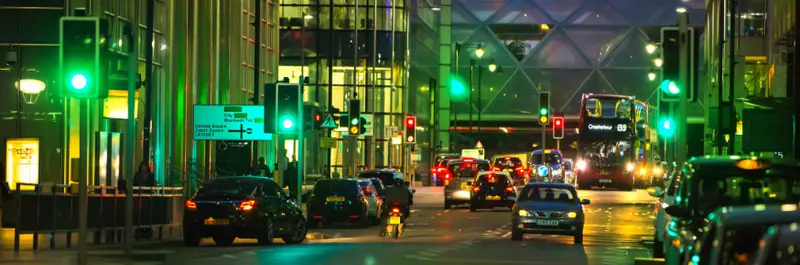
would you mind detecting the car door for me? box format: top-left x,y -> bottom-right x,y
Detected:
261,181 -> 293,231
359,182 -> 378,217
656,169 -> 682,241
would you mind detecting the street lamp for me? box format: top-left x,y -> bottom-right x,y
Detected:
488,62 -> 497,73
675,7 -> 687,14
648,70 -> 657,81
474,45 -> 484,58
303,14 -> 314,20
654,57 -> 663,67
646,43 -> 657,54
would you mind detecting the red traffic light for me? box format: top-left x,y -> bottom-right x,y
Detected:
406,116 -> 416,126
314,114 -> 321,122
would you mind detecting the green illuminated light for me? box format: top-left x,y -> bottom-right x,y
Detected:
70,74 -> 88,90
659,118 -> 675,137
539,108 -> 548,115
282,118 -> 294,129
351,118 -> 359,125
660,80 -> 681,95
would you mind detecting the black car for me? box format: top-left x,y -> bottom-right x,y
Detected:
469,171 -> 517,211
493,156 -> 527,186
307,179 -> 372,228
183,177 -> 308,246
358,169 -> 402,188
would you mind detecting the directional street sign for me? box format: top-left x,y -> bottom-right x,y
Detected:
321,114 -> 337,128
193,105 -> 273,141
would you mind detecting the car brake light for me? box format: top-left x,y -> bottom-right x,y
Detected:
463,158 -> 474,163
185,200 -> 197,210
492,166 -> 500,171
392,207 -> 400,213
473,187 -> 480,192
506,186 -> 514,193
445,173 -> 451,180
239,200 -> 256,211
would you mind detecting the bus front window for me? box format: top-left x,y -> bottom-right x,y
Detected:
585,98 -> 632,119
583,141 -> 632,166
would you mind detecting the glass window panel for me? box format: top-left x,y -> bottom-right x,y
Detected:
489,0 -> 554,25
459,27 -> 517,67
600,69 -> 658,101
608,0 -> 668,25
332,6 -> 355,29
458,0 -> 505,22
452,1 -> 478,25
483,70 -> 538,115
532,0 -> 585,23
372,7 -> 393,30
319,7 -> 332,29
490,24 -> 555,62
452,25 -> 479,44
279,29 -> 317,58
393,7 -> 406,31
282,0 -> 319,4
524,29 -> 590,68
602,29 -> 655,68
556,70 -> 616,114
522,68 -> 594,115
565,1 -> 629,26
564,27 -> 629,66
453,65 -> 515,113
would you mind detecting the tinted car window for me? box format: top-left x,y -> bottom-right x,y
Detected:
476,174 -> 512,186
449,161 -> 490,179
696,175 -> 800,215
260,181 -> 285,197
358,171 -> 397,186
532,153 -> 562,164
494,158 -> 523,168
197,178 -> 261,196
719,226 -> 770,265
519,186 -> 577,202
313,180 -> 360,196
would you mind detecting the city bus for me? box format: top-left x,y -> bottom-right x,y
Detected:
575,94 -> 637,190
632,100 -> 663,187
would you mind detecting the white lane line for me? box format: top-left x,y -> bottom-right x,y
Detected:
405,254 -> 433,261
416,258 -> 568,264
444,209 -> 450,213
501,232 -> 512,238
222,254 -> 237,259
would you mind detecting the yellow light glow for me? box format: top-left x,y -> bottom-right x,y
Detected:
540,24 -> 550,31
14,79 -> 46,94
781,204 -> 797,212
654,58 -> 664,67
736,159 -> 762,170
567,212 -> 577,218
103,90 -> 140,119
6,139 -> 40,191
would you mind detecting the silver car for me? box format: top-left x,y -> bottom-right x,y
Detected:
511,182 -> 590,244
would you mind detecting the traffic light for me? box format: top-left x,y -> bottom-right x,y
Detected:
313,112 -> 322,130
60,17 -> 106,99
553,116 -> 564,139
405,116 -> 416,143
659,117 -> 676,137
660,27 -> 696,102
448,74 -> 468,101
348,99 -> 361,135
304,105 -> 321,131
538,91 -> 550,125
276,83 -> 302,134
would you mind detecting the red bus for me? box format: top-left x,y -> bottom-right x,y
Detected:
575,94 -> 637,190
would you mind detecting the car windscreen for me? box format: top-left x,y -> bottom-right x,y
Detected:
313,180 -> 360,196
449,161 -> 490,179
519,186 -> 577,202
695,173 -> 800,215
532,153 -> 562,164
476,174 -> 511,187
196,178 -> 261,196
494,158 -> 523,168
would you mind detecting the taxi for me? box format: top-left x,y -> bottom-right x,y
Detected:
655,156 -> 800,265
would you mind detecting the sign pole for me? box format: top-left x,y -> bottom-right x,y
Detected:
124,26 -> 137,256
557,139 -> 560,151
77,98 -> 89,265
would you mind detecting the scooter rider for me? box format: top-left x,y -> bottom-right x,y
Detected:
379,181 -> 413,237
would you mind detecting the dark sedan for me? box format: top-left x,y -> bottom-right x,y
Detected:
511,182 -> 590,244
469,171 -> 517,211
183,176 -> 308,246
307,179 -> 372,228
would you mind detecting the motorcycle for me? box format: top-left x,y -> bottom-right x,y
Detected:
386,203 -> 405,239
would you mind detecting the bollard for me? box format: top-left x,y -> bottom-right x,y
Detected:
50,185 -> 57,249
33,185 -> 40,250
13,183 -> 21,251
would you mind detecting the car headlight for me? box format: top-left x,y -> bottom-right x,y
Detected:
653,167 -> 663,175
567,212 -> 578,218
518,210 -> 533,217
626,163 -> 635,172
576,160 -> 586,170
553,168 -> 563,175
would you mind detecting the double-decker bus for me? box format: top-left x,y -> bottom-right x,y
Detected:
575,94 -> 637,190
632,100 -> 663,187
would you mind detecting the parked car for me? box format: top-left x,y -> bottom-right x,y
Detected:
183,176 -> 307,246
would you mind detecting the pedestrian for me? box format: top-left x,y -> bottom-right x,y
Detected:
0,162 -> 10,207
284,161 -> 298,198
254,157 -> 271,177
132,161 -> 154,240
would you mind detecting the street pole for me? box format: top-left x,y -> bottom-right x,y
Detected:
477,66 -> 482,133
77,99 -> 89,265
676,11 -> 689,165
468,60 -> 474,133
253,0 -> 261,160
142,0 -> 155,166
124,25 -> 137,256
452,44 -> 460,152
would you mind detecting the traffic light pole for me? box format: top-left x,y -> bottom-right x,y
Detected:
77,99 -> 89,265
676,12 -> 689,165
142,0 -> 155,167
124,25 -> 137,256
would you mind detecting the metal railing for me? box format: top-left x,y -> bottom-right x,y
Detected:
10,182 -> 183,251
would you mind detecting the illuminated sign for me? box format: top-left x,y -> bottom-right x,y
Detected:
6,138 -> 39,190
587,123 -> 628,132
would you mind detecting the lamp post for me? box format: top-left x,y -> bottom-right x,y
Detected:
477,60 -> 497,133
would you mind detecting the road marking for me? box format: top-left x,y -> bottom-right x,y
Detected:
412,258 -> 569,264
222,254 -> 237,259
444,209 -> 450,212
502,232 -> 512,238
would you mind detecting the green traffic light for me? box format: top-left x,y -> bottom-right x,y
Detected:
282,118 -> 294,129
448,74 -> 467,99
70,74 -> 88,90
659,117 -> 675,137
539,108 -> 548,116
660,80 -> 680,95
351,118 -> 359,125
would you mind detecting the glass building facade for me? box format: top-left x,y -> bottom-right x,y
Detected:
279,0 -> 434,176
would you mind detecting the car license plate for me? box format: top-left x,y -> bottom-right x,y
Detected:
460,183 -> 469,190
599,179 -> 612,183
486,195 -> 501,200
537,220 -> 559,226
503,169 -> 513,172
600,170 -> 607,175
389,216 -> 401,225
204,218 -> 229,225
326,196 -> 345,202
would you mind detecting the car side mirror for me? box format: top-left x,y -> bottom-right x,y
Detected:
580,199 -> 591,205
665,205 -> 689,218
647,186 -> 664,198
466,181 -> 473,186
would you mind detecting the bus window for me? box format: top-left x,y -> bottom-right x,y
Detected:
586,98 -> 601,117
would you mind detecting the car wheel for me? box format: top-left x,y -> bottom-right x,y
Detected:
183,231 -> 201,247
213,235 -> 235,246
282,218 -> 308,244
257,218 -> 274,245
573,228 -> 584,244
511,228 -> 523,241
652,231 -> 665,258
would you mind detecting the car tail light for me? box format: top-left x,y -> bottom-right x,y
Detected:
473,187 -> 480,192
349,215 -> 360,219
185,200 -> 197,210
392,207 -> 400,213
239,200 -> 257,211
463,158 -> 474,163
515,166 -> 523,172
312,215 -> 323,219
506,186 -> 514,193
492,166 -> 500,171
445,173 -> 451,180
